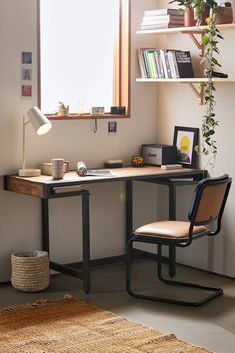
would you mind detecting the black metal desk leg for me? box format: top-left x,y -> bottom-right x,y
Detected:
125,180 -> 133,245
169,184 -> 176,277
42,199 -> 50,253
82,191 -> 91,294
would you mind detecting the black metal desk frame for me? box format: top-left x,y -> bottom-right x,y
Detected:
4,168 -> 206,293
41,188 -> 91,293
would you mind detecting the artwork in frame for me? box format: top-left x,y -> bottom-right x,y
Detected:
173,126 -> 199,168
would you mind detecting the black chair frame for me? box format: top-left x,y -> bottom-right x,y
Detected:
126,175 -> 232,306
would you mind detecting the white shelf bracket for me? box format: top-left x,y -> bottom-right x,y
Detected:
187,82 -> 204,105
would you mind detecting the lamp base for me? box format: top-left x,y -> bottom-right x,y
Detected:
18,168 -> 41,177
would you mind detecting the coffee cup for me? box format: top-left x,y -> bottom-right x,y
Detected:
51,158 -> 65,179
42,161 -> 69,176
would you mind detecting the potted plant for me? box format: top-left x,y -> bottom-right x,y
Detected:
170,0 -> 218,25
193,0 -> 217,24
214,2 -> 233,24
58,101 -> 69,116
170,0 -> 230,163
169,0 -> 197,26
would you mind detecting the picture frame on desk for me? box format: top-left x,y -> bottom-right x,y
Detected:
173,126 -> 199,168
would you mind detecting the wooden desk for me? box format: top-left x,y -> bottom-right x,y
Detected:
4,166 -> 206,293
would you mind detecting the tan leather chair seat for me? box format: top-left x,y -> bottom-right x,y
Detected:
135,221 -> 207,239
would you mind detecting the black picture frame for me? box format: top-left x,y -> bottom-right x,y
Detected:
173,126 -> 199,168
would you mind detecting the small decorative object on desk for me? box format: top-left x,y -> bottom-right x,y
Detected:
104,159 -> 123,168
131,155 -> 144,167
11,251 -> 49,292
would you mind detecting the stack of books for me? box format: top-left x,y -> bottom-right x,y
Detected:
137,48 -> 194,79
140,8 -> 184,30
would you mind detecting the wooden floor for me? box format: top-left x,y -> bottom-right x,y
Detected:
0,260 -> 235,353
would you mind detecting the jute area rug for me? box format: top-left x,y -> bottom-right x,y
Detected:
0,296 -> 214,353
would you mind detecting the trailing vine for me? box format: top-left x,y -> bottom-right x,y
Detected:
200,9 -> 224,160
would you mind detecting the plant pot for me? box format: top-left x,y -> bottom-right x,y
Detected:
184,8 -> 197,27
215,7 -> 233,24
58,106 -> 69,116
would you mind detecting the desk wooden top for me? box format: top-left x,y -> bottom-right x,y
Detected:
4,166 -> 206,199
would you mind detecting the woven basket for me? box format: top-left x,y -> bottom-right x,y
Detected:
11,251 -> 49,292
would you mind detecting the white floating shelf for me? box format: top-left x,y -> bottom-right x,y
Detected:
136,23 -> 235,35
136,78 -> 235,104
136,78 -> 235,83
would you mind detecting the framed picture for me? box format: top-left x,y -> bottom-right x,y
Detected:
173,126 -> 199,168
21,84 -> 32,97
22,51 -> 32,64
22,68 -> 32,81
108,121 -> 117,133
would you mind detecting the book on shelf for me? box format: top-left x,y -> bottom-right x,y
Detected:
138,48 -> 165,78
148,51 -> 158,78
174,51 -> 194,78
167,51 -> 179,78
137,49 -> 148,78
141,14 -> 184,24
140,12 -> 184,30
160,49 -> 171,78
154,50 -> 165,78
137,48 -> 194,79
144,8 -> 181,16
140,23 -> 184,30
144,49 -> 158,78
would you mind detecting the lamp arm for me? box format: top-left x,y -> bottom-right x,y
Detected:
19,107 -> 50,177
22,116 -> 30,171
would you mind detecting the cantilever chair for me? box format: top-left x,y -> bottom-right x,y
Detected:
126,175 -> 232,306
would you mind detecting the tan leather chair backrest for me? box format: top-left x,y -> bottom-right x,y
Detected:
195,183 -> 228,223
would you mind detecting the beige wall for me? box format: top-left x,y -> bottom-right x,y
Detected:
157,0 -> 235,276
0,0 -> 234,281
0,0 -> 159,281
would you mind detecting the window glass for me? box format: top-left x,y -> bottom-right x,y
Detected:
40,0 -> 120,113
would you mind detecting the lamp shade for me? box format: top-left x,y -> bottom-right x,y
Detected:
27,107 -> 52,135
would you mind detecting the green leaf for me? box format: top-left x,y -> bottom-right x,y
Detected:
202,35 -> 209,45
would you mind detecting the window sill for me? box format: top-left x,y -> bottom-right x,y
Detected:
46,113 -> 130,120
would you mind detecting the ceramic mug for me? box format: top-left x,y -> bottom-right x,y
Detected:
51,159 -> 66,179
42,161 -> 69,176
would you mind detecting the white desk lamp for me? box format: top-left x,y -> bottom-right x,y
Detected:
18,107 -> 52,177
